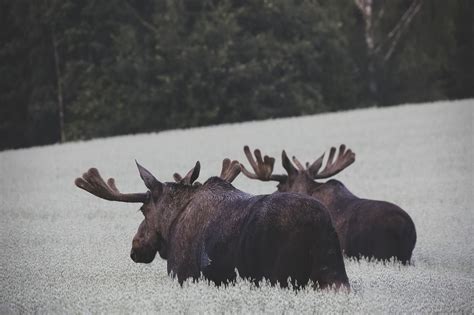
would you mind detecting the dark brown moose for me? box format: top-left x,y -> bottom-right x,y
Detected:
240,145 -> 417,264
75,159 -> 349,289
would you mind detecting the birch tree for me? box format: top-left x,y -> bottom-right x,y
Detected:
354,0 -> 423,104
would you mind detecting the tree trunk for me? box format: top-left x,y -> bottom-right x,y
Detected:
355,0 -> 378,105
52,29 -> 65,143
355,0 -> 423,106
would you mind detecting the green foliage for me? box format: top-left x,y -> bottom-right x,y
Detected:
0,0 -> 471,150
150,0 -> 347,126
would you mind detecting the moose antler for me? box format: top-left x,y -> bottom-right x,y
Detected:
306,144 -> 355,179
240,146 -> 287,182
173,161 -> 201,185
242,144 -> 355,182
220,158 -> 241,183
75,168 -> 148,203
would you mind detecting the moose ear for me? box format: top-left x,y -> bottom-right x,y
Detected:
188,161 -> 200,184
135,161 -> 162,191
281,150 -> 298,177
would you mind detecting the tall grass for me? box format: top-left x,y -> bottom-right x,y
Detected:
0,99 -> 472,313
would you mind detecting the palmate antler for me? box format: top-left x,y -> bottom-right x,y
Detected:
241,145 -> 355,182
240,146 -> 287,182
303,144 -> 355,179
75,168 -> 148,203
220,158 -> 241,183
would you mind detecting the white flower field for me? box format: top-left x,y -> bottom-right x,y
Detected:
0,99 -> 472,313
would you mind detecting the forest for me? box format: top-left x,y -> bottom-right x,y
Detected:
0,0 -> 472,150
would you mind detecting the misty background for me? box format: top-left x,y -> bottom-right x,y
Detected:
1,0 -> 472,150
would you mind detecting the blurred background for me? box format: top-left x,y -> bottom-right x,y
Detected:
1,0 -> 472,150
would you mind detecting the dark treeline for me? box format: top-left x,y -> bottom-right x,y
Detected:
1,0 -> 472,150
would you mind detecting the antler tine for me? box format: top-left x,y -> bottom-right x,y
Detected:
220,158 -> 231,178
220,158 -> 241,183
173,173 -> 183,182
307,152 -> 324,176
107,178 -> 120,193
240,146 -> 287,182
291,156 -> 305,171
75,168 -> 148,203
312,144 -> 356,179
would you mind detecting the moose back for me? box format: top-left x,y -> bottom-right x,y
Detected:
75,159 -> 349,289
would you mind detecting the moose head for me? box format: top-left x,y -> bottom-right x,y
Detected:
240,144 -> 355,194
75,159 -> 241,264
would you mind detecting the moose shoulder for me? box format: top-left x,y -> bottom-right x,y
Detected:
75,159 -> 349,290
240,145 -> 417,264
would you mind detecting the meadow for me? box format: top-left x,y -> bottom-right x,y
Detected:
0,99 -> 472,313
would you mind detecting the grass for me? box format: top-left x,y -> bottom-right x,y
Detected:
0,99 -> 472,313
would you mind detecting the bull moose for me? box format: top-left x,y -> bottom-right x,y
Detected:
240,145 -> 416,264
75,159 -> 349,289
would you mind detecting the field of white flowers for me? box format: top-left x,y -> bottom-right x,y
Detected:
1,99 -> 472,313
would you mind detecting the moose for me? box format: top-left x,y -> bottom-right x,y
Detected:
75,159 -> 350,290
240,145 -> 417,264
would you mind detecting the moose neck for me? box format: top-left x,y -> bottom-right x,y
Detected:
156,185 -> 197,245
162,177 -> 249,245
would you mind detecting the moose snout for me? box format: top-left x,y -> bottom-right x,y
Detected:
130,249 -> 138,262
130,246 -> 156,263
